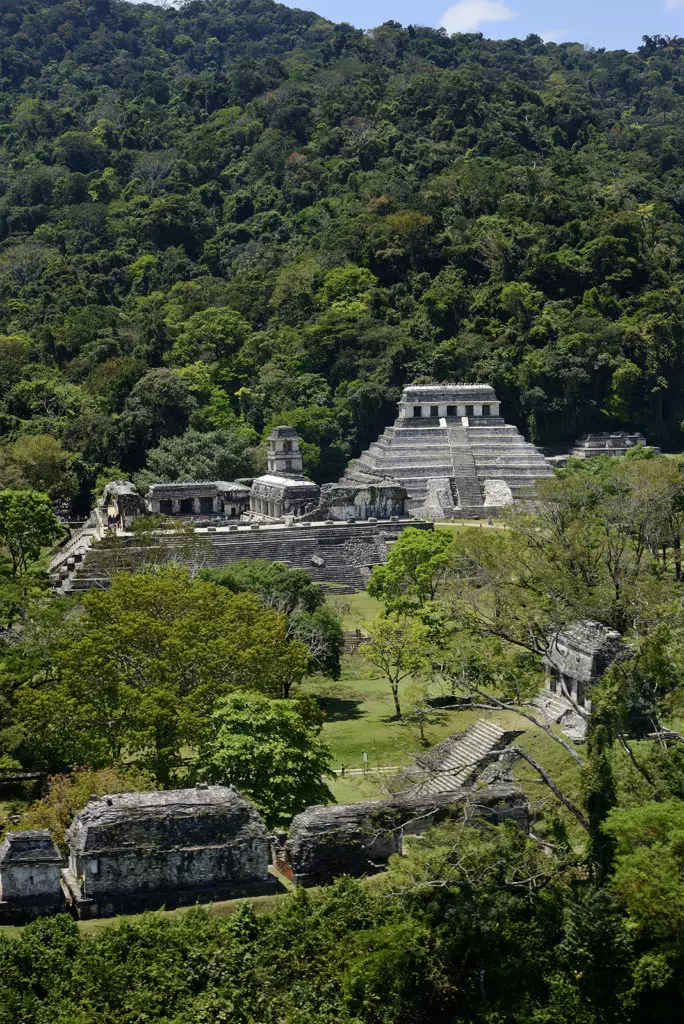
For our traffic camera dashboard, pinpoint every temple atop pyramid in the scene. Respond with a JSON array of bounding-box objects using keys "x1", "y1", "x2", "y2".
[{"x1": 340, "y1": 383, "x2": 553, "y2": 518}]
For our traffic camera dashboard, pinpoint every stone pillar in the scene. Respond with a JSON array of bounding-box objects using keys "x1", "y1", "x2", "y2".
[{"x1": 172, "y1": 499, "x2": 180, "y2": 515}]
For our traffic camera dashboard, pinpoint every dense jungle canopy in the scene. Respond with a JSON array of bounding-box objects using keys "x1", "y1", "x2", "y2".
[{"x1": 2, "y1": 0, "x2": 684, "y2": 511}]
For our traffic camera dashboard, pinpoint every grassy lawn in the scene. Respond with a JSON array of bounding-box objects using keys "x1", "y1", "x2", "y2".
[
  {"x1": 310, "y1": 591, "x2": 585, "y2": 832},
  {"x1": 436, "y1": 520, "x2": 507, "y2": 533},
  {"x1": 304, "y1": 633, "x2": 584, "y2": 818},
  {"x1": 326, "y1": 590, "x2": 382, "y2": 630}
]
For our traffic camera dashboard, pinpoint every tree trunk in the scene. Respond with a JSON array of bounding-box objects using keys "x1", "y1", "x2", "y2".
[
  {"x1": 391, "y1": 684, "x2": 402, "y2": 719},
  {"x1": 675, "y1": 531, "x2": 681, "y2": 581}
]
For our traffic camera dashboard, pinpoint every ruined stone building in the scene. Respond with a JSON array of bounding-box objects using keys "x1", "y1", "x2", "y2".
[
  {"x1": 0, "y1": 773, "x2": 529, "y2": 920},
  {"x1": 61, "y1": 785, "x2": 272, "y2": 918},
  {"x1": 339, "y1": 384, "x2": 553, "y2": 518},
  {"x1": 50, "y1": 383, "x2": 557, "y2": 594},
  {"x1": 274, "y1": 784, "x2": 528, "y2": 886},
  {"x1": 570, "y1": 431, "x2": 659, "y2": 459},
  {"x1": 545, "y1": 621, "x2": 622, "y2": 710},
  {"x1": 250, "y1": 426, "x2": 321, "y2": 520},
  {"x1": 147, "y1": 480, "x2": 251, "y2": 518}
]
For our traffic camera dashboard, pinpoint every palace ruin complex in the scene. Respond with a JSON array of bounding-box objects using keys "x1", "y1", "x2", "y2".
[{"x1": 51, "y1": 383, "x2": 555, "y2": 593}]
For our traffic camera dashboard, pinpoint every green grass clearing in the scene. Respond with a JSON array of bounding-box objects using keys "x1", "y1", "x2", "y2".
[{"x1": 326, "y1": 590, "x2": 382, "y2": 630}]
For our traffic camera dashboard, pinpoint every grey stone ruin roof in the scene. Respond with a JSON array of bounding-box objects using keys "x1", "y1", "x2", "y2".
[
  {"x1": 402, "y1": 383, "x2": 498, "y2": 403},
  {"x1": 546, "y1": 621, "x2": 622, "y2": 683},
  {"x1": 0, "y1": 830, "x2": 62, "y2": 864},
  {"x1": 268, "y1": 425, "x2": 300, "y2": 439},
  {"x1": 284, "y1": 784, "x2": 529, "y2": 885},
  {"x1": 147, "y1": 481, "x2": 251, "y2": 494},
  {"x1": 66, "y1": 786, "x2": 266, "y2": 856}
]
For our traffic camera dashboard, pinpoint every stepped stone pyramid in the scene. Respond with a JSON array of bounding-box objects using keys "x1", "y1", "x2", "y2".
[{"x1": 341, "y1": 384, "x2": 553, "y2": 517}]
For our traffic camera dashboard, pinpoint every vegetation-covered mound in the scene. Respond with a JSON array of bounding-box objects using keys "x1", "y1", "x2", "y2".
[{"x1": 2, "y1": 2, "x2": 684, "y2": 510}]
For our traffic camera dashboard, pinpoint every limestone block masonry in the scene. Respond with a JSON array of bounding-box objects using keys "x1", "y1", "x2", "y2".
[
  {"x1": 340, "y1": 383, "x2": 552, "y2": 517},
  {"x1": 0, "y1": 830, "x2": 64, "y2": 924},
  {"x1": 59, "y1": 520, "x2": 434, "y2": 595},
  {"x1": 61, "y1": 786, "x2": 273, "y2": 919}
]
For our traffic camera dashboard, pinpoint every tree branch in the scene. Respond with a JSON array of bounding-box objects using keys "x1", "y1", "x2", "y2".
[{"x1": 513, "y1": 747, "x2": 589, "y2": 831}]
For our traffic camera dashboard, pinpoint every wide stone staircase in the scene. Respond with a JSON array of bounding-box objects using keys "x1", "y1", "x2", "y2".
[
  {"x1": 55, "y1": 521, "x2": 432, "y2": 595},
  {"x1": 447, "y1": 425, "x2": 484, "y2": 509},
  {"x1": 403, "y1": 719, "x2": 522, "y2": 796}
]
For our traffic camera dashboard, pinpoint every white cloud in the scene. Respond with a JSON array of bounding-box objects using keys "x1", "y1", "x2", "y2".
[
  {"x1": 440, "y1": 0, "x2": 517, "y2": 35},
  {"x1": 666, "y1": 1, "x2": 684, "y2": 9},
  {"x1": 539, "y1": 28, "x2": 569, "y2": 43}
]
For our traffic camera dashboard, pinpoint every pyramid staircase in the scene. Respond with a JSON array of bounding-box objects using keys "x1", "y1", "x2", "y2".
[{"x1": 342, "y1": 415, "x2": 552, "y2": 515}]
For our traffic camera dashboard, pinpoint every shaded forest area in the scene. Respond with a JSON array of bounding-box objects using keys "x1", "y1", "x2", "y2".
[{"x1": 2, "y1": 0, "x2": 684, "y2": 511}]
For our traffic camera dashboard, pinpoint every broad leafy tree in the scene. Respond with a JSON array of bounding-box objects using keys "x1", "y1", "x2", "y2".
[
  {"x1": 17, "y1": 567, "x2": 309, "y2": 784},
  {"x1": 199, "y1": 691, "x2": 334, "y2": 826}
]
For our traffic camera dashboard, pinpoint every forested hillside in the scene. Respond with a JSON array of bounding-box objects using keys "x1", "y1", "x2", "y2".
[{"x1": 2, "y1": 0, "x2": 684, "y2": 511}]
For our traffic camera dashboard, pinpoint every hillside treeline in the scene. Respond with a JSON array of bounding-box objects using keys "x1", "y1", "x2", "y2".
[{"x1": 2, "y1": 1, "x2": 684, "y2": 509}]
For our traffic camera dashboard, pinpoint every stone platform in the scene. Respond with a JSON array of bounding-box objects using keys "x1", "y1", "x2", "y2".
[{"x1": 56, "y1": 519, "x2": 433, "y2": 595}]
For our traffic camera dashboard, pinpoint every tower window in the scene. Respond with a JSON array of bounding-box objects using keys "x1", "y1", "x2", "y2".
[
  {"x1": 482, "y1": 404, "x2": 490, "y2": 416},
  {"x1": 465, "y1": 405, "x2": 474, "y2": 417},
  {"x1": 430, "y1": 405, "x2": 439, "y2": 417},
  {"x1": 413, "y1": 406, "x2": 422, "y2": 417},
  {"x1": 447, "y1": 405, "x2": 457, "y2": 417}
]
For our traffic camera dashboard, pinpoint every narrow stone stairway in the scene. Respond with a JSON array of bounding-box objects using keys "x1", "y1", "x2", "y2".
[{"x1": 447, "y1": 425, "x2": 484, "y2": 508}]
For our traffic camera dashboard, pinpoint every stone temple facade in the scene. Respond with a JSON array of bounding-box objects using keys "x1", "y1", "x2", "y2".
[
  {"x1": 340, "y1": 384, "x2": 553, "y2": 518},
  {"x1": 147, "y1": 480, "x2": 251, "y2": 519}
]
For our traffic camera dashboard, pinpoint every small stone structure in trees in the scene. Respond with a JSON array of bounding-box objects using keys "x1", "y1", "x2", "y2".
[
  {"x1": 537, "y1": 621, "x2": 623, "y2": 741},
  {"x1": 570, "y1": 431, "x2": 659, "y2": 458},
  {"x1": 545, "y1": 621, "x2": 623, "y2": 711},
  {"x1": 0, "y1": 830, "x2": 64, "y2": 924}
]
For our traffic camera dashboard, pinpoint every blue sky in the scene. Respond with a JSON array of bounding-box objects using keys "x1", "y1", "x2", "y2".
[{"x1": 280, "y1": 0, "x2": 684, "y2": 51}]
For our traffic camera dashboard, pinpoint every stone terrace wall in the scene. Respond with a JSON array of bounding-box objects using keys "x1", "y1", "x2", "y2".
[{"x1": 58, "y1": 520, "x2": 433, "y2": 595}]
